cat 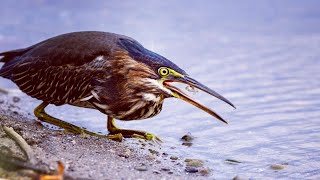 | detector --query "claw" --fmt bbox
[144,133,162,144]
[107,117,162,144]
[128,133,162,144]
